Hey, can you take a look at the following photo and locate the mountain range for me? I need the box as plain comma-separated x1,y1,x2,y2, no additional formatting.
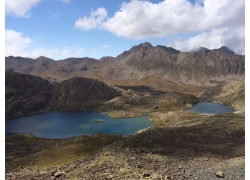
5,42,245,87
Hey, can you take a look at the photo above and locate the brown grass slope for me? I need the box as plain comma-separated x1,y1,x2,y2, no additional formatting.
198,80,245,114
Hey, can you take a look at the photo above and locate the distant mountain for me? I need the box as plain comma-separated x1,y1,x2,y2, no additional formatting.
188,47,210,53
5,42,245,86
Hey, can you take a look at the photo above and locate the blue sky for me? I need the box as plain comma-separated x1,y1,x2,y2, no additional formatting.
5,0,245,60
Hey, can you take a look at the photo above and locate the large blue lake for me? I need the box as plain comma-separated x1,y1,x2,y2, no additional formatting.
188,102,235,115
5,111,154,139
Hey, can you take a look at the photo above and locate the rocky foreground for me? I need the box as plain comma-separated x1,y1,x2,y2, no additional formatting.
5,78,245,179
5,112,245,180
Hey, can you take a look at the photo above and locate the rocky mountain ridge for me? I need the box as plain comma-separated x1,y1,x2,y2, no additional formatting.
5,42,245,86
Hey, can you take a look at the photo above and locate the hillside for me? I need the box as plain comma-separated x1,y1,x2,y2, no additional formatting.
198,80,245,114
5,72,120,119
5,71,53,119
5,43,245,87
53,77,121,111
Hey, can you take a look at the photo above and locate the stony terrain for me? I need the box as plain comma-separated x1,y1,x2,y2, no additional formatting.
5,113,244,180
5,80,245,179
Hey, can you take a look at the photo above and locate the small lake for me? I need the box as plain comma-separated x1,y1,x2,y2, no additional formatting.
188,102,235,115
5,111,154,139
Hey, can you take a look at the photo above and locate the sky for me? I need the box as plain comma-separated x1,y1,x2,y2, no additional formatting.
4,0,245,60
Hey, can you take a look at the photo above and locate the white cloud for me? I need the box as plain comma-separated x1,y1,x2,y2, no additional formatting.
5,0,42,18
100,0,244,39
89,0,243,54
74,8,107,31
102,45,111,48
5,29,32,56
169,27,245,55
5,29,85,60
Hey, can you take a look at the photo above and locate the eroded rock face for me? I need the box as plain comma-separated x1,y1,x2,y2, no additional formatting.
5,43,244,86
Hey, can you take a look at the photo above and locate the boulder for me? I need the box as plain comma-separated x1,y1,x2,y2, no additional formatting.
216,171,225,178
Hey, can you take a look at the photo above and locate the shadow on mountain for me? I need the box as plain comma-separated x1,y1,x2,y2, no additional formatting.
122,113,244,158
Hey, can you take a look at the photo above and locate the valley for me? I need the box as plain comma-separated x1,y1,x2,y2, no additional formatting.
5,43,245,179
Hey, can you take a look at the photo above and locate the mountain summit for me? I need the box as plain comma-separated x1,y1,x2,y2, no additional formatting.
213,46,235,54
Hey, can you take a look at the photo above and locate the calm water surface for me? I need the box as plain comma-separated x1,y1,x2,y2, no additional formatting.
188,102,235,115
5,111,154,139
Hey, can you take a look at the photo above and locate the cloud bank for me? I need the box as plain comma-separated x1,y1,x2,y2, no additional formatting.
5,0,42,18
169,27,245,54
75,0,245,54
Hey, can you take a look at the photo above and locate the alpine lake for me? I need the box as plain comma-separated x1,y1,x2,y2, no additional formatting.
188,102,235,115
6,102,235,139
6,111,154,139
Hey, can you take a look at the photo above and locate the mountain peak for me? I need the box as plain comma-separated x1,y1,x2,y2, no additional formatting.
188,47,210,53
142,42,153,48
214,46,235,54
36,56,52,60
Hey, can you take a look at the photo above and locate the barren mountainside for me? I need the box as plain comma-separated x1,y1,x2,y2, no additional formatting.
198,80,245,114
5,72,120,119
5,42,245,86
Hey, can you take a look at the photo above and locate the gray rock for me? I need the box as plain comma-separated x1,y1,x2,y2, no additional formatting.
216,171,225,178
143,173,150,178
54,171,65,178
153,106,159,109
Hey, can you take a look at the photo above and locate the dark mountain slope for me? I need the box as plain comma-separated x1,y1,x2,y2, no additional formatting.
5,72,121,119
5,71,53,119
53,77,121,111
213,46,235,54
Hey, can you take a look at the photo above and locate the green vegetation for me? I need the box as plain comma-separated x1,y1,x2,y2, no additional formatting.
6,134,123,171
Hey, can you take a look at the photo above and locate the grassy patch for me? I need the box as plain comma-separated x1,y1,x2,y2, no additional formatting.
6,134,124,171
